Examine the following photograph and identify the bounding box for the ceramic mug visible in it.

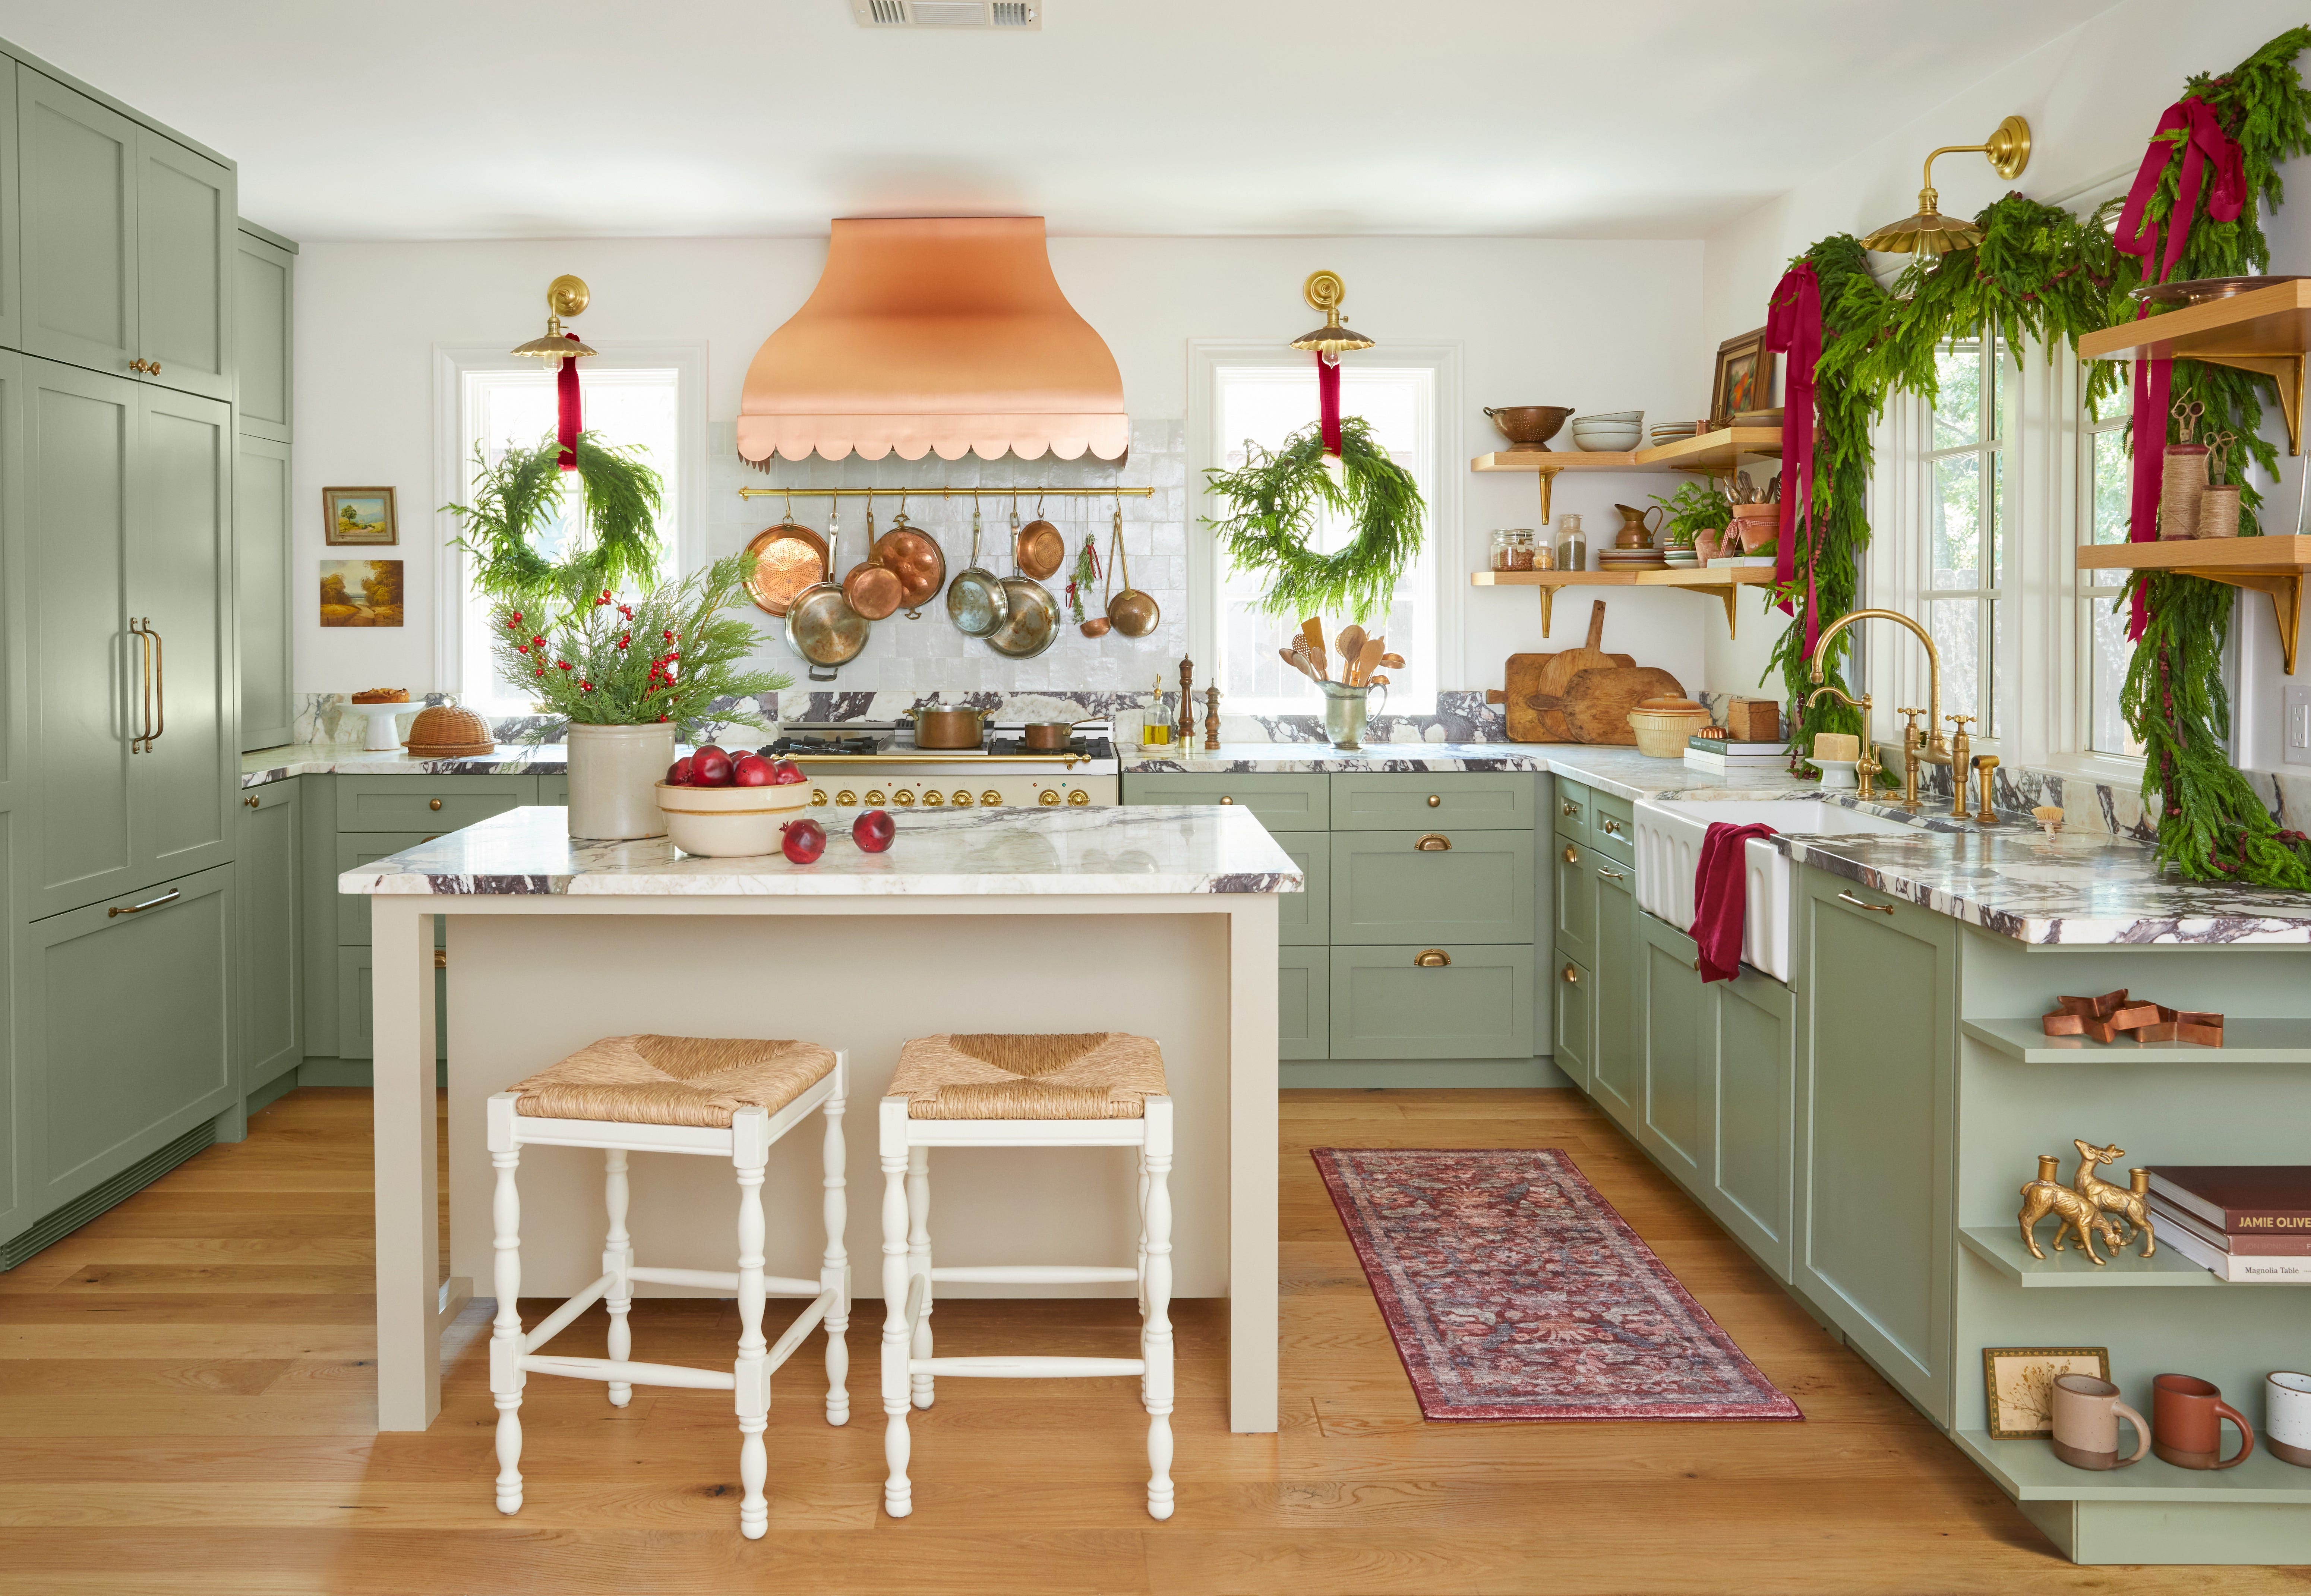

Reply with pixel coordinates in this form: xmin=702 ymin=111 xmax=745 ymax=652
xmin=2269 ymin=1371 xmax=2311 ymax=1468
xmin=2152 ymin=1373 xmax=2254 ymax=1470
xmin=2050 ymin=1374 xmax=2149 ymax=1470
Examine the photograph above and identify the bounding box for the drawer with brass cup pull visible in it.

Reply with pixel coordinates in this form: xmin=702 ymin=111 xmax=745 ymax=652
xmin=1330 ymin=829 xmax=1532 ymax=946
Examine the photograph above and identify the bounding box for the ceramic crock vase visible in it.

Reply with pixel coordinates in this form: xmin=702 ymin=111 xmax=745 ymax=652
xmin=1732 ymin=502 xmax=1780 ymax=554
xmin=566 ymin=722 xmax=676 ymax=841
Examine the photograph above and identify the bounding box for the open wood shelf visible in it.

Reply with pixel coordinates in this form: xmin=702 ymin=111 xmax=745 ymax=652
xmin=1468 ymin=565 xmax=1779 ymax=637
xmin=1472 ymin=427 xmax=1783 ymax=522
xmin=2075 ymin=537 xmax=2311 ymax=673
xmin=1958 ymin=1225 xmax=2231 ymax=1287
xmin=1954 ymin=1429 xmax=2311 ymax=1502
xmin=2079 ymin=280 xmax=2311 ymax=454
xmin=1961 ymin=1015 xmax=2311 ymax=1064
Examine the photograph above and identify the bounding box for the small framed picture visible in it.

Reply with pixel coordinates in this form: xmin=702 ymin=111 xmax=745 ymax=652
xmin=1984 ymin=1346 xmax=2110 ymax=1438
xmin=324 ymin=487 xmax=398 ymax=546
xmin=1711 ymin=329 xmax=1777 ymax=426
xmin=320 ymin=559 xmax=405 ymax=628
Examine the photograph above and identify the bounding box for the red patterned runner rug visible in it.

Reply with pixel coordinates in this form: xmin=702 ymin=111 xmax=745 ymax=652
xmin=1311 ymin=1148 xmax=1802 ymax=1422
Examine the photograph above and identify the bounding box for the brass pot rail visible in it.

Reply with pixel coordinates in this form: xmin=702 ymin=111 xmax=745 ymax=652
xmin=740 ymin=486 xmax=1155 ymax=501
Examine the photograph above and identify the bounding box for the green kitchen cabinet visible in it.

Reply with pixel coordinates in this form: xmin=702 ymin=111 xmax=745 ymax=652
xmin=1550 ymin=778 xmax=1589 ymax=847
xmin=1330 ymin=771 xmax=1535 ymax=832
xmin=1636 ymin=911 xmax=1707 ymax=1189
xmin=1588 ymin=789 xmax=1635 ymax=856
xmin=1329 ymin=828 xmax=1532 ymax=946
xmin=17 ymin=67 xmax=138 ymax=377
xmin=1278 ymin=946 xmax=1327 ymax=1060
xmin=1708 ymin=959 xmax=1794 ymax=1281
xmin=133 ymin=130 xmax=233 ymax=402
xmin=235 ymin=431 xmax=292 ymax=750
xmin=298 ymin=775 xmax=338 ymax=1055
xmin=1792 ymin=867 xmax=1956 ymax=1425
xmin=1551 ymin=835 xmax=1597 ymax=968
xmin=537 ymin=773 xmax=568 ymax=807
xmin=16 ymin=861 xmax=235 ymax=1220
xmin=1551 ymin=951 xmax=1592 ymax=1093
xmin=233 ymin=226 xmax=291 ymax=441
xmin=1589 ymin=858 xmax=1639 ymax=1131
xmin=336 ymin=775 xmax=535 ymax=832
xmin=1274 ymin=831 xmax=1329 ymax=947
xmin=335 ymin=833 xmax=447 ymax=946
xmin=1328 ymin=943 xmax=1533 ymax=1060
xmin=237 ymin=781 xmax=300 ymax=1094
xmin=0 ymin=65 xmax=19 ymax=351
xmin=1122 ymin=771 xmax=1329 ymax=830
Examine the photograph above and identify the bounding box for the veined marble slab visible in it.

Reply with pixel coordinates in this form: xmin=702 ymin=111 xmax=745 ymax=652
xmin=340 ymin=802 xmax=1304 ymax=898
xmin=243 ymin=742 xmax=566 ymax=788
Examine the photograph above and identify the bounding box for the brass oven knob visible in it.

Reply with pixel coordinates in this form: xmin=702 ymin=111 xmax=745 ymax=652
xmin=835 ymin=789 xmax=857 ymax=807
xmin=922 ymin=789 xmax=945 ymax=806
xmin=1039 ymin=789 xmax=1061 ymax=806
xmin=893 ymin=789 xmax=915 ymax=806
xmin=980 ymin=789 xmax=1003 ymax=807
xmin=1067 ymin=789 xmax=1089 ymax=805
xmin=1414 ymin=949 xmax=1451 ymax=967
xmin=951 ymin=790 xmax=974 ymax=807
xmin=864 ymin=789 xmax=887 ymax=805
xmin=810 ymin=788 xmax=828 ymax=806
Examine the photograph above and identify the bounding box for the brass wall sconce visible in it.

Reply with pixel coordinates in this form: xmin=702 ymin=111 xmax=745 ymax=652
xmin=1289 ymin=270 xmax=1375 ymax=365
xmin=510 ymin=274 xmax=597 ymax=366
xmin=1861 ymin=116 xmax=2033 ymax=257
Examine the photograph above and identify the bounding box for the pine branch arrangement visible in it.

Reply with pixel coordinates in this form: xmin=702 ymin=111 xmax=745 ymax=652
xmin=445 ymin=431 xmax=667 ymax=604
xmin=1201 ymin=415 xmax=1427 ymax=622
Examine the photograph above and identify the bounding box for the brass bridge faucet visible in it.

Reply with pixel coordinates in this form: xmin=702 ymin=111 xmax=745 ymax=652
xmin=1808 ymin=608 xmax=1975 ymax=818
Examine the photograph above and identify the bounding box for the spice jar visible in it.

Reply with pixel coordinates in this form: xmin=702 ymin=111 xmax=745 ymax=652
xmin=1489 ymin=530 xmax=1514 ymax=571
xmin=1555 ymin=513 xmax=1587 ymax=572
xmin=1505 ymin=529 xmax=1537 ymax=571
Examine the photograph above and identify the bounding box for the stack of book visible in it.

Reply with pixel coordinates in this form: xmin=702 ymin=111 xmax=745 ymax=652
xmin=2146 ymin=1166 xmax=2311 ymax=1281
xmin=1684 ymin=735 xmax=1790 ymax=776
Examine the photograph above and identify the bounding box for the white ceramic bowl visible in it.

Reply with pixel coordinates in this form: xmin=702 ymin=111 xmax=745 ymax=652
xmin=1572 ymin=432 xmax=1642 ymax=452
xmin=1582 ymin=409 xmax=1645 ymax=423
xmin=655 ymin=780 xmax=813 ymax=857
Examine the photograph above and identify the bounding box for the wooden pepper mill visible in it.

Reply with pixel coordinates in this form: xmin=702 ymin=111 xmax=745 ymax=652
xmin=1205 ymin=685 xmax=1221 ymax=751
xmin=1178 ymin=659 xmax=1194 ymax=749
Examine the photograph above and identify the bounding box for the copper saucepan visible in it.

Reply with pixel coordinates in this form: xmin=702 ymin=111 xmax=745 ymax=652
xmin=842 ymin=503 xmax=904 ymax=622
xmin=1022 ymin=721 xmax=1076 ymax=751
xmin=909 ymin=705 xmax=991 ymax=750
xmin=1016 ymin=492 xmax=1065 ymax=581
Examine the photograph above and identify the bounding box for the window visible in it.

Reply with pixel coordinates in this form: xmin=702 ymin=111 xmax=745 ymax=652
xmin=2077 ymin=387 xmax=2142 ymax=757
xmin=1190 ymin=346 xmax=1455 ymax=716
xmin=1921 ymin=334 xmax=2014 ymax=739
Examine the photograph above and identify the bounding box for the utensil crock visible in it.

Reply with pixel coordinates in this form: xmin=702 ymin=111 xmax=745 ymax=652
xmin=1319 ymin=679 xmax=1387 ymax=751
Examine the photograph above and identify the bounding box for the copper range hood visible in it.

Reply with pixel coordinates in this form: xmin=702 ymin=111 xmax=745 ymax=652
xmin=737 ymin=217 xmax=1127 ymax=466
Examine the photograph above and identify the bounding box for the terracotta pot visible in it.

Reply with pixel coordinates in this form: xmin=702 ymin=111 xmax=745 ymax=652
xmin=566 ymin=722 xmax=675 ymax=841
xmin=1731 ymin=502 xmax=1780 ymax=554
xmin=1692 ymin=529 xmax=1723 ymax=565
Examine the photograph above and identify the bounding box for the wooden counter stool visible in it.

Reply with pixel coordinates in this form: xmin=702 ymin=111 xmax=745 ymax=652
xmin=484 ymin=1035 xmax=850 ymax=1539
xmin=877 ymin=1032 xmax=1174 ymax=1521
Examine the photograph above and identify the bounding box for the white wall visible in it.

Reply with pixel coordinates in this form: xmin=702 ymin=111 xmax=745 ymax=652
xmin=1696 ymin=0 xmax=2311 ymax=758
xmin=292 ymin=234 xmax=1716 ymax=706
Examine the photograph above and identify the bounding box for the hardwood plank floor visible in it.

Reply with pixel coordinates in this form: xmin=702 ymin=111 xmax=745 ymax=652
xmin=0 ymin=1085 xmax=2289 ymax=1593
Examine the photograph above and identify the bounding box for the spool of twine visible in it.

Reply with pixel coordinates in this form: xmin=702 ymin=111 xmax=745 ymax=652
xmin=2199 ymin=483 xmax=2242 ymax=538
xmin=2160 ymin=445 xmax=2210 ymax=539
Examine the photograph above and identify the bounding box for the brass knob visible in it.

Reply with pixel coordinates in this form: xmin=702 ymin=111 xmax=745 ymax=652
xmin=1067 ymin=789 xmax=1089 ymax=805
xmin=1414 ymin=833 xmax=1451 ymax=851
xmin=922 ymin=789 xmax=945 ymax=806
xmin=1600 ymin=818 xmax=1620 ymax=835
xmin=893 ymin=789 xmax=916 ymax=806
xmin=951 ymin=790 xmax=974 ymax=807
xmin=1219 ymin=795 xmax=1235 ymax=804
xmin=243 ymin=794 xmax=260 ymax=808
xmin=835 ymin=789 xmax=858 ymax=806
xmin=1562 ymin=963 xmax=1579 ymax=984
xmin=811 ymin=788 xmax=828 ymax=806
xmin=429 ymin=798 xmax=443 ymax=811
xmin=1562 ymin=800 xmax=1578 ymax=815
xmin=434 ymin=949 xmax=447 ymax=970
xmin=1038 ymin=789 xmax=1060 ymax=806
xmin=1414 ymin=949 xmax=1451 ymax=967
xmin=1562 ymin=844 xmax=1579 ymax=864
xmin=865 ymin=789 xmax=887 ymax=806
xmin=1426 ymin=795 xmax=1441 ymax=808
xmin=980 ymin=789 xmax=1003 ymax=807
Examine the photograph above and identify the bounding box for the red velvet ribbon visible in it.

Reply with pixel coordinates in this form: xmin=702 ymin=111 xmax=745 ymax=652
xmin=1316 ymin=351 xmax=1341 ymax=457
xmin=2113 ymin=98 xmax=2245 ymax=637
xmin=1765 ymin=263 xmax=1822 ymax=657
xmin=557 ymin=331 xmax=584 ymax=470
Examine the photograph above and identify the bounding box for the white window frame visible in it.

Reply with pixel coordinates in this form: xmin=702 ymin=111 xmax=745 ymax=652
xmin=430 ymin=341 xmax=707 ymax=704
xmin=1185 ymin=340 xmax=1464 ymax=712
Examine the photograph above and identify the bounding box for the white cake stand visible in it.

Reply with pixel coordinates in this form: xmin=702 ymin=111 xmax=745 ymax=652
xmin=350 ymin=700 xmax=411 ymax=751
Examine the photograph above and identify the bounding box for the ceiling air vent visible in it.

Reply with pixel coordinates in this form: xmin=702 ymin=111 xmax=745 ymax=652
xmin=852 ymin=0 xmax=1041 ymax=26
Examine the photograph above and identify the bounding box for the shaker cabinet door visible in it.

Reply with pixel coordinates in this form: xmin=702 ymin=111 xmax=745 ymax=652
xmin=17 ymin=68 xmax=139 ymax=378
xmin=0 ymin=66 xmax=20 ymax=352
xmin=1637 ymin=911 xmax=1707 ymax=1189
xmin=135 ymin=132 xmax=234 ymax=402
xmin=236 ymin=432 xmax=293 ymax=750
xmin=1589 ymin=862 xmax=1639 ymax=1132
xmin=238 ymin=782 xmax=301 ymax=1092
xmin=233 ymin=231 xmax=293 ymax=441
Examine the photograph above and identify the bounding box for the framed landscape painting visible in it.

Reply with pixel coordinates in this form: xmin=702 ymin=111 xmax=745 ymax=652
xmin=320 ymin=560 xmax=405 ymax=627
xmin=325 ymin=487 xmax=398 ymax=546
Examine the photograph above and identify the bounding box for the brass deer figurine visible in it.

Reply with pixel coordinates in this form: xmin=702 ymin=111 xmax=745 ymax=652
xmin=2071 ymin=1139 xmax=2156 ymax=1258
xmin=2018 ymin=1151 xmax=2123 ymax=1265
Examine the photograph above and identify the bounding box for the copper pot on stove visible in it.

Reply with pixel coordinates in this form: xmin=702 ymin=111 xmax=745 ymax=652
xmin=1021 ymin=721 xmax=1076 ymax=751
xmin=907 ymin=704 xmax=991 ymax=750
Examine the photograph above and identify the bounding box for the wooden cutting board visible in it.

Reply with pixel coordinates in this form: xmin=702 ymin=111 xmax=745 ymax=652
xmin=1493 ymin=600 xmax=1635 ymax=741
xmin=1563 ymin=665 xmax=1688 ymax=745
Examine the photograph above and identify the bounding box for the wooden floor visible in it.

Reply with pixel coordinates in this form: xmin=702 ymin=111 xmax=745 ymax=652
xmin=0 ymin=1087 xmax=2293 ymax=1594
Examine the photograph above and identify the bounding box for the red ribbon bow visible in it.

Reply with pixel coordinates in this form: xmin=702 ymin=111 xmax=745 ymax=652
xmin=1316 ymin=351 xmax=1342 ymax=457
xmin=2114 ymin=97 xmax=2245 ymax=636
xmin=557 ymin=331 xmax=584 ymax=470
xmin=1764 ymin=263 xmax=1822 ymax=657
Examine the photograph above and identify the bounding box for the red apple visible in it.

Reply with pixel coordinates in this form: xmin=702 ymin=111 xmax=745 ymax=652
xmin=852 ymin=809 xmax=894 ymax=853
xmin=693 ymin=749 xmax=734 ymax=787
xmin=770 ymin=759 xmax=807 ymax=785
xmin=731 ymin=754 xmax=772 ymax=787
xmin=666 ymin=756 xmax=694 ymax=786
xmin=780 ymin=817 xmax=827 ymax=864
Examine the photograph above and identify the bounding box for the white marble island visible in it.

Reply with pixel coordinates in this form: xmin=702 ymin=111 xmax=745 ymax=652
xmin=343 ymin=803 xmax=1300 ymax=1435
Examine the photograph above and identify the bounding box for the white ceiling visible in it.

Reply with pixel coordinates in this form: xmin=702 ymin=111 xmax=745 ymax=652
xmin=6 ymin=0 xmax=2117 ymax=242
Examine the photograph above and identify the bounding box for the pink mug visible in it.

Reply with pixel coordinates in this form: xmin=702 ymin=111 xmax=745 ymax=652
xmin=2050 ymin=1374 xmax=2148 ymax=1470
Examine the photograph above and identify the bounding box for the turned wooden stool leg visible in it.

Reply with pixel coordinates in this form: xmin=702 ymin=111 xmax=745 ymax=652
xmin=488 ymin=1142 xmax=526 ymax=1515
xmin=907 ymin=1145 xmax=935 ymax=1410
xmin=602 ymin=1149 xmax=634 ymax=1407
xmin=1142 ymin=1098 xmax=1175 ymax=1521
xmin=879 ymin=1101 xmax=913 ymax=1518
xmin=732 ymin=1108 xmax=771 ymax=1540
xmin=821 ymin=1065 xmax=850 ymax=1427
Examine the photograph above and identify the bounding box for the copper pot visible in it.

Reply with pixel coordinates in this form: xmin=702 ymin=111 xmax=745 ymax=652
xmin=1016 ymin=510 xmax=1065 ymax=580
xmin=842 ymin=505 xmax=904 ymax=621
xmin=909 ymin=706 xmax=990 ymax=750
xmin=1022 ymin=721 xmax=1075 ymax=751
xmin=873 ymin=507 xmax=947 ymax=619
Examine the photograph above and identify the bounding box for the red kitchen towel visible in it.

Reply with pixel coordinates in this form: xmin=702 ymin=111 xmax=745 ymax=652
xmin=1688 ymin=822 xmax=1776 ymax=984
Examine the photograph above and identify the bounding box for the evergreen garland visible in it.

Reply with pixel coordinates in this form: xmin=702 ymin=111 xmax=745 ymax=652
xmin=445 ymin=431 xmax=667 ymax=603
xmin=1201 ymin=415 xmax=1427 ymax=621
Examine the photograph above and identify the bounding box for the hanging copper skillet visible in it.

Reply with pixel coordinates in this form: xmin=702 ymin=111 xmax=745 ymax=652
xmin=742 ymin=492 xmax=829 ymax=618
xmin=785 ymin=506 xmax=870 ymax=680
xmin=873 ymin=492 xmax=947 ymax=619
xmin=842 ymin=499 xmax=904 ymax=621
xmin=1015 ymin=491 xmax=1065 ymax=581
xmin=1105 ymin=498 xmax=1160 ymax=638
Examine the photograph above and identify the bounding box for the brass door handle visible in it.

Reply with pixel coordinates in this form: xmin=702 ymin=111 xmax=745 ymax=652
xmin=108 ymin=888 xmax=181 ymax=918
xmin=429 ymin=798 xmax=443 ymax=811
xmin=1414 ymin=949 xmax=1451 ymax=967
xmin=435 ymin=949 xmax=448 ymax=969
xmin=1837 ymin=890 xmax=1895 ymax=915
xmin=1597 ymin=868 xmax=1626 ymax=880
xmin=130 ymin=357 xmax=162 ymax=375
xmin=1562 ymin=963 xmax=1579 ymax=984
xmin=146 ymin=620 xmax=164 ymax=749
xmin=243 ymin=794 xmax=260 ymax=808
xmin=1414 ymin=833 xmax=1451 ymax=851
xmin=1562 ymin=844 xmax=1579 ymax=864
xmin=128 ymin=618 xmax=152 ymax=753
xmin=1426 ymin=795 xmax=1441 ymax=807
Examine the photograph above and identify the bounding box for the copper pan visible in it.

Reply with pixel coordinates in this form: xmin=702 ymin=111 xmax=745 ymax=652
xmin=1016 ymin=493 xmax=1065 ymax=580
xmin=841 ymin=502 xmax=904 ymax=621
xmin=874 ymin=498 xmax=947 ymax=618
xmin=1022 ymin=720 xmax=1075 ymax=751
xmin=743 ymin=496 xmax=829 ymax=618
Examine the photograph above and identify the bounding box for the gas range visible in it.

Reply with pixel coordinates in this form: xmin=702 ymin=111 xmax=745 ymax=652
xmin=762 ymin=720 xmax=1120 ymax=814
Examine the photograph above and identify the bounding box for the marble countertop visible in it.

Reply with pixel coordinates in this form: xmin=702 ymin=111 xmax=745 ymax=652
xmin=243 ymin=742 xmax=566 ymax=787
xmin=339 ymin=802 xmax=1304 ymax=898
xmin=1123 ymin=742 xmax=1804 ymax=800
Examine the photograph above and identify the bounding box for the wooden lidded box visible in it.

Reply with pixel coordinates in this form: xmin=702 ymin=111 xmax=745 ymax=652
xmin=1727 ymin=697 xmax=1781 ymax=742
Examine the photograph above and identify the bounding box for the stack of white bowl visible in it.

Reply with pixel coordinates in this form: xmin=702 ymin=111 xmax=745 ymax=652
xmin=1569 ymin=409 xmax=1644 ymax=451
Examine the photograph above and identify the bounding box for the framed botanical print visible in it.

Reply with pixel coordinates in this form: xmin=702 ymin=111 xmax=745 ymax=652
xmin=1711 ymin=329 xmax=1776 ymax=426
xmin=324 ymin=487 xmax=398 ymax=546
xmin=1983 ymin=1346 xmax=2111 ymax=1438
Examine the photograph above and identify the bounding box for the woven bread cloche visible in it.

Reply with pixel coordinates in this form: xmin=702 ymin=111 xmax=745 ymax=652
xmin=403 ymin=701 xmax=494 ymax=757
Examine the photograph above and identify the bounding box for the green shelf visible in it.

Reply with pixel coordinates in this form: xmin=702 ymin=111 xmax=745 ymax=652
xmin=1962 ymin=1016 xmax=2311 ymax=1064
xmin=1958 ymin=1225 xmax=2239 ymax=1287
xmin=1954 ymin=1429 xmax=2311 ymax=1502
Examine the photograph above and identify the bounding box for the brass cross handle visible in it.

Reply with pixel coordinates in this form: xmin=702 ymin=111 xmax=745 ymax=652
xmin=1945 ymin=713 xmax=1975 ymax=733
xmin=1895 ymin=707 xmax=1926 ymax=740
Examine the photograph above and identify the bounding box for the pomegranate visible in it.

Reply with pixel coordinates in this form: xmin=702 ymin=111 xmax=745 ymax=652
xmin=694 ymin=743 xmax=727 ymax=766
xmin=852 ymin=808 xmax=895 ymax=853
xmin=780 ymin=817 xmax=827 ymax=864
xmin=692 ymin=748 xmax=734 ymax=787
xmin=770 ymin=759 xmax=807 ymax=785
xmin=666 ymin=756 xmax=694 ymax=786
xmin=731 ymin=754 xmax=773 ymax=787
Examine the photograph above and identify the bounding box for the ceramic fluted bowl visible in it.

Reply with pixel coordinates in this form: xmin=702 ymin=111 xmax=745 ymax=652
xmin=655 ymin=781 xmax=812 ymax=857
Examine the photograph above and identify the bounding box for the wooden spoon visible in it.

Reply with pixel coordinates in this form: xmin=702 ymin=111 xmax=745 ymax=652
xmin=1278 ymin=646 xmax=1317 ymax=681
xmin=1351 ymin=638 xmax=1383 ymax=686
xmin=1380 ymin=652 xmax=1405 ymax=670
xmin=1334 ymin=624 xmax=1367 ymax=677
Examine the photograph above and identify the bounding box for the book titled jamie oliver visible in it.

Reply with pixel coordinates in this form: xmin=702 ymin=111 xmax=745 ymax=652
xmin=2145 ymin=1166 xmax=2311 ymax=1234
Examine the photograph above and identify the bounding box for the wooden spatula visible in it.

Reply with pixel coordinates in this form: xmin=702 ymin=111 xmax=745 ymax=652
xmin=1302 ymin=616 xmax=1327 ymax=671
xmin=1351 ymin=638 xmax=1383 ymax=686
